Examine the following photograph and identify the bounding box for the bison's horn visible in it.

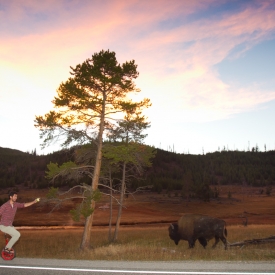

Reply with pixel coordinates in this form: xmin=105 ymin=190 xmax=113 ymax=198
xmin=170 ymin=223 xmax=174 ymax=230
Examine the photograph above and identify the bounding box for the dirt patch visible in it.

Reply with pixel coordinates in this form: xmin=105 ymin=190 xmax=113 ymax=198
xmin=1 ymin=185 xmax=274 ymax=227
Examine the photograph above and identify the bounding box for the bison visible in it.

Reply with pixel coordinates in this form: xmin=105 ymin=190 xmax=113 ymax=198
xmin=168 ymin=214 xmax=227 ymax=249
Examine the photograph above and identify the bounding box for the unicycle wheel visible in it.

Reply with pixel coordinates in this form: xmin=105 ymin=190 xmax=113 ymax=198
xmin=1 ymin=248 xmax=16 ymax=260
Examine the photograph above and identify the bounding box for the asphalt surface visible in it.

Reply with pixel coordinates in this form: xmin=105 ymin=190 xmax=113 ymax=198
xmin=0 ymin=258 xmax=275 ymax=275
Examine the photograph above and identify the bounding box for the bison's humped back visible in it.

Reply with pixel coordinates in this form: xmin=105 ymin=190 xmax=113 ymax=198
xmin=177 ymin=214 xmax=205 ymax=240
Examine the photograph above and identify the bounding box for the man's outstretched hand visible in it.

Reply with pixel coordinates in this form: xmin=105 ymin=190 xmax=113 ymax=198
xmin=24 ymin=198 xmax=41 ymax=207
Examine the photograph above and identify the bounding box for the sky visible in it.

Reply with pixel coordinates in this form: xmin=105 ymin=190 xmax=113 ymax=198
xmin=1 ymin=0 xmax=275 ymax=155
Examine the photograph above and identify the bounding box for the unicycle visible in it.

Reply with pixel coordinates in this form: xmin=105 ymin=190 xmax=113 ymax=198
xmin=1 ymin=234 xmax=16 ymax=260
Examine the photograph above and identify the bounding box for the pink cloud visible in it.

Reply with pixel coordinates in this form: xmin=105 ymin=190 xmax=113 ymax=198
xmin=1 ymin=0 xmax=275 ymax=123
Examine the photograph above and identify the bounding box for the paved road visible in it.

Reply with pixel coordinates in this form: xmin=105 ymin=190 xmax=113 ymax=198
xmin=0 ymin=258 xmax=275 ymax=275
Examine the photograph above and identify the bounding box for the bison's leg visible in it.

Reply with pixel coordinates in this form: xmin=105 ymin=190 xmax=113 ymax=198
xmin=188 ymin=238 xmax=196 ymax=248
xmin=198 ymin=237 xmax=207 ymax=248
xmin=212 ymin=236 xmax=220 ymax=248
xmin=220 ymin=236 xmax=227 ymax=250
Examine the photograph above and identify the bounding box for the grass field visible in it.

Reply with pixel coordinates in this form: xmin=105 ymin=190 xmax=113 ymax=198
xmin=13 ymin=225 xmax=275 ymax=261
xmin=1 ymin=185 xmax=275 ymax=261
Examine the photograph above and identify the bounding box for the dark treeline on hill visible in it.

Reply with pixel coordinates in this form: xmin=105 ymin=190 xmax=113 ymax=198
xmin=0 ymin=147 xmax=75 ymax=190
xmin=0 ymin=146 xmax=274 ymax=201
xmin=144 ymin=149 xmax=275 ymax=200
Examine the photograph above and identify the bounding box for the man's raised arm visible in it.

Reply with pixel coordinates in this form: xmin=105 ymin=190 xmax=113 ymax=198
xmin=24 ymin=198 xmax=40 ymax=208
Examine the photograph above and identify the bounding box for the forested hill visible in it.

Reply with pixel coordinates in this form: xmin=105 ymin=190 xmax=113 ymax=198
xmin=0 ymin=146 xmax=274 ymax=199
xmin=0 ymin=147 xmax=75 ymax=189
xmin=144 ymin=149 xmax=275 ymax=199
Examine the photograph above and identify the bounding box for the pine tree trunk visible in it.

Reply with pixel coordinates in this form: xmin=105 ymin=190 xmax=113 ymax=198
xmin=80 ymin=94 xmax=106 ymax=249
xmin=80 ymin=199 xmax=95 ymax=249
xmin=108 ymin=169 xmax=113 ymax=242
xmin=113 ymin=162 xmax=126 ymax=241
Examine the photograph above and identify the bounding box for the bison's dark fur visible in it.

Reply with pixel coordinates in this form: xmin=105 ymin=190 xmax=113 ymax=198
xmin=168 ymin=214 xmax=227 ymax=249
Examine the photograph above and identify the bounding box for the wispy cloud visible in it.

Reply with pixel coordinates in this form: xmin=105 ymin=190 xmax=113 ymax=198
xmin=1 ymin=0 xmax=275 ymax=124
xmin=128 ymin=0 xmax=275 ymax=121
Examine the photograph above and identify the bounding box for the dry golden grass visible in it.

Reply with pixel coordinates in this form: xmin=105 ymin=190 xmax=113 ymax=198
xmin=1 ymin=186 xmax=275 ymax=261
xmin=13 ymin=225 xmax=275 ymax=261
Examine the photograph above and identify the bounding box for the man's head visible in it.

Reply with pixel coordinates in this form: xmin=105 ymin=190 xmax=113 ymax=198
xmin=9 ymin=192 xmax=18 ymax=202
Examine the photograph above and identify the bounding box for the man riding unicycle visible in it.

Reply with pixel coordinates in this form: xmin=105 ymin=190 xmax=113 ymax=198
xmin=0 ymin=192 xmax=39 ymax=259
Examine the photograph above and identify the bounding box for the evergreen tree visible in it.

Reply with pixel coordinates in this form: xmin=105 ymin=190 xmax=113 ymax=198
xmin=35 ymin=50 xmax=146 ymax=249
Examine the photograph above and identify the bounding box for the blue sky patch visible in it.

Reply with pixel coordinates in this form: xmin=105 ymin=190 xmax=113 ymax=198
xmin=215 ymin=38 xmax=275 ymax=87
